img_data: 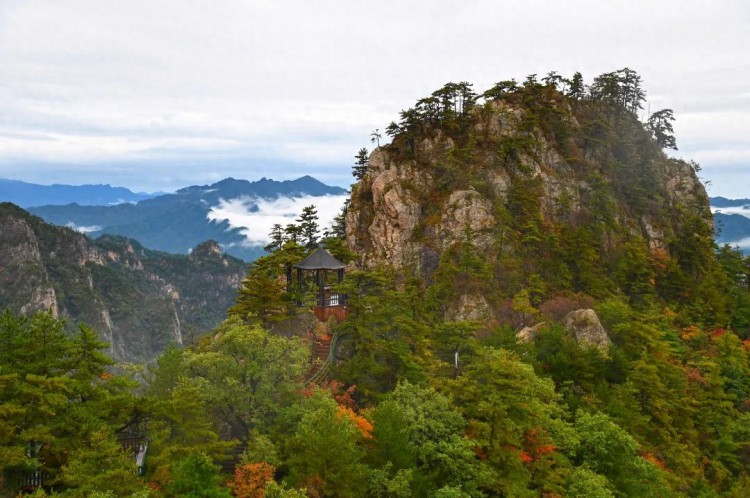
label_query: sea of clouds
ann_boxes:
[207,194,349,247]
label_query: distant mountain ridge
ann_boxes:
[710,196,750,251]
[0,178,156,207]
[28,176,347,261]
[710,196,750,208]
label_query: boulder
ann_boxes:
[563,309,611,349]
[516,322,547,343]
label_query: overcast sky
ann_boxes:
[0,0,748,197]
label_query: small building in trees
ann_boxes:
[290,247,347,322]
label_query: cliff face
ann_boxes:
[0,203,245,362]
[346,88,712,318]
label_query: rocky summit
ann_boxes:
[346,80,714,323]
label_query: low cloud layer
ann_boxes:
[65,222,102,233]
[207,194,349,247]
[711,206,750,217]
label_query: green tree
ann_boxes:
[353,148,369,180]
[183,317,309,442]
[297,205,320,250]
[59,426,148,497]
[334,271,428,402]
[265,224,285,252]
[164,452,231,498]
[230,241,307,327]
[646,108,677,150]
[285,389,369,497]
[370,382,485,496]
[567,72,585,100]
[574,410,667,496]
[284,223,303,244]
[450,347,575,495]
[565,467,614,497]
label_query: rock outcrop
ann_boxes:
[345,86,712,325]
[563,309,611,349]
[516,322,548,343]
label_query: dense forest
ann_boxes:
[3,70,750,497]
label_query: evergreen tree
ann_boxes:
[285,390,369,497]
[371,129,382,147]
[328,199,350,239]
[296,205,320,250]
[284,223,303,245]
[567,72,585,100]
[646,108,678,150]
[265,224,285,252]
[352,148,369,180]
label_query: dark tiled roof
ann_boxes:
[293,247,346,270]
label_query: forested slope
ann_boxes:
[3,70,750,497]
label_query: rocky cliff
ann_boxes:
[0,203,246,362]
[346,79,714,321]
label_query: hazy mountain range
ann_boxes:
[5,176,347,261]
[710,197,750,252]
[0,178,158,207]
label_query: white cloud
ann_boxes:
[65,221,101,233]
[711,206,750,216]
[206,194,348,247]
[725,237,750,250]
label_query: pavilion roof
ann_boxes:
[292,247,346,270]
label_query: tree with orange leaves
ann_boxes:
[228,462,275,498]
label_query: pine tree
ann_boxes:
[646,109,677,150]
[297,205,320,250]
[328,199,350,239]
[352,148,369,180]
[265,224,285,252]
[567,72,584,100]
[284,223,303,245]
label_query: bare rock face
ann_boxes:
[446,293,493,322]
[517,322,547,343]
[439,190,495,251]
[346,149,428,270]
[563,309,611,349]
[20,286,59,317]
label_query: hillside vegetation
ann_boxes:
[3,70,750,497]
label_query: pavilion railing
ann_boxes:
[297,293,347,308]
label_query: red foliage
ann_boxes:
[473,446,487,460]
[536,444,557,455]
[680,325,702,342]
[650,248,670,271]
[711,328,727,340]
[641,451,667,470]
[686,366,707,385]
[742,339,750,351]
[538,293,595,322]
[520,428,557,463]
[228,462,275,498]
[303,474,325,498]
